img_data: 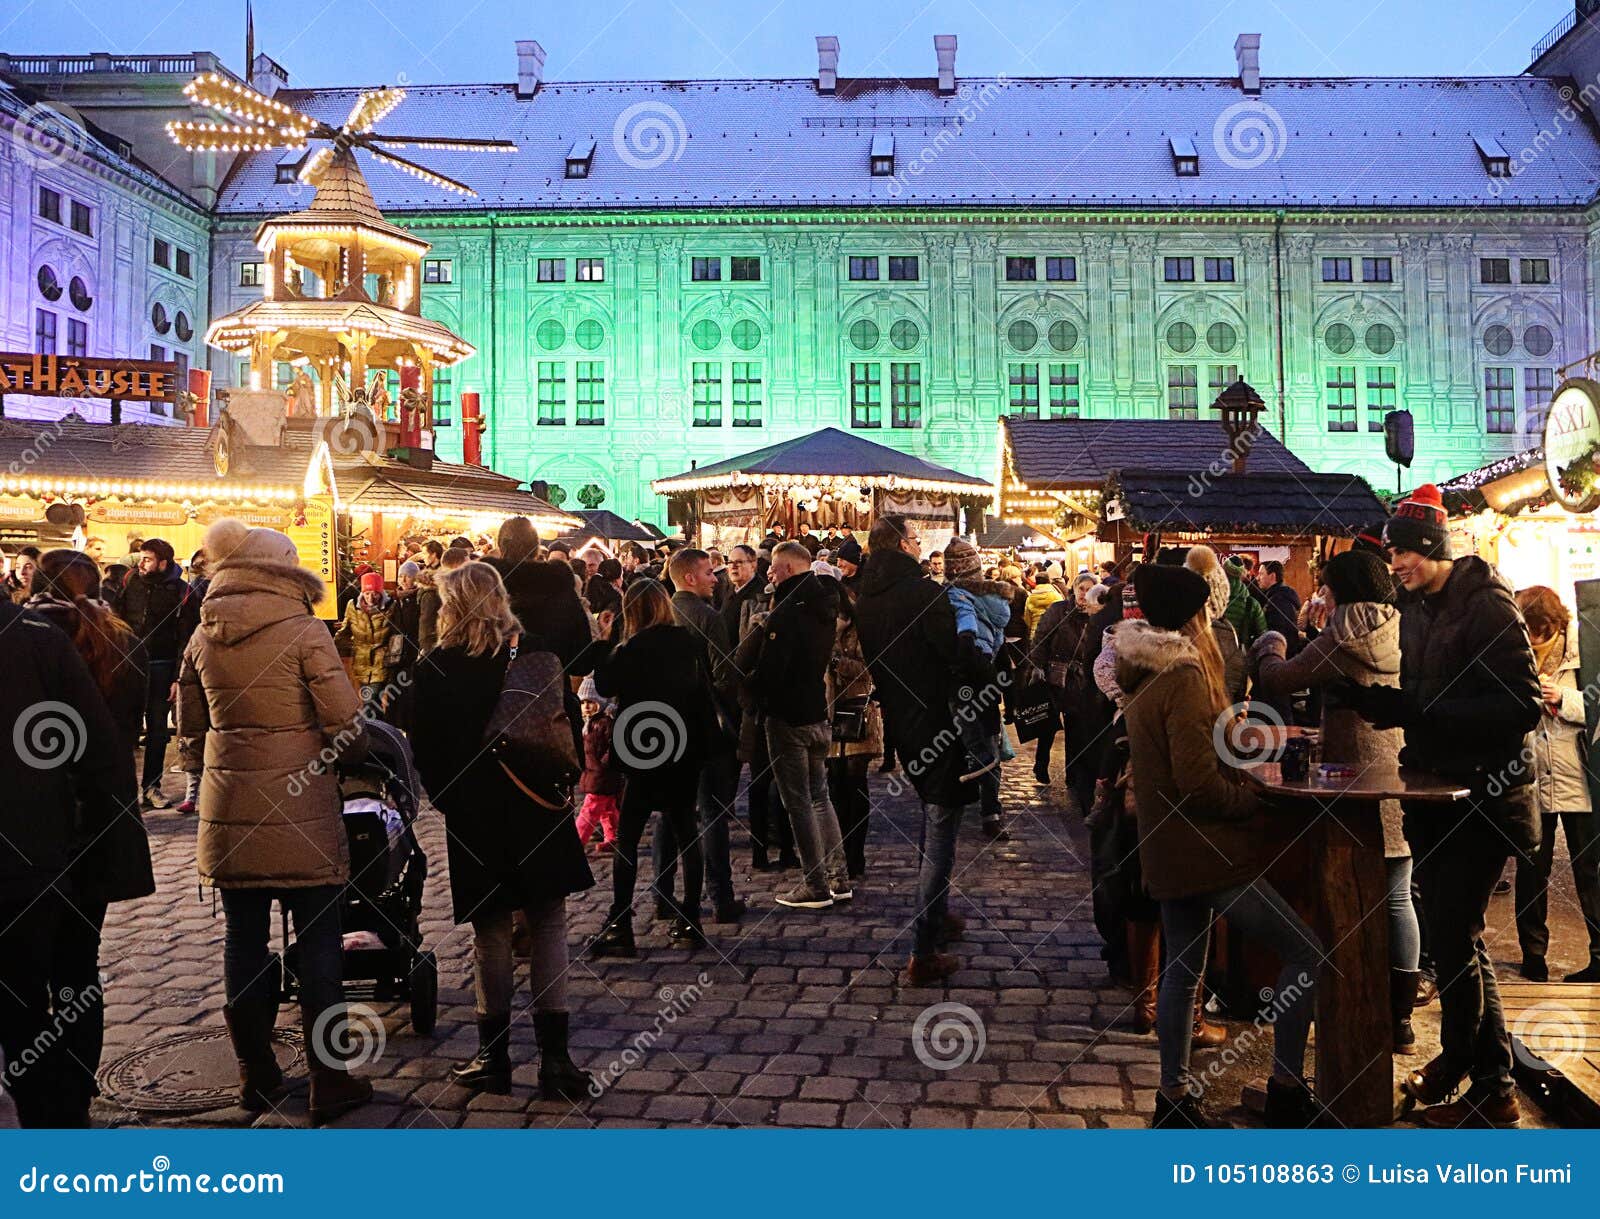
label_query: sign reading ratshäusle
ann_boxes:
[0,352,178,403]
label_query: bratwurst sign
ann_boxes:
[0,352,177,403]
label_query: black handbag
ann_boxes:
[831,695,872,743]
[1011,678,1060,742]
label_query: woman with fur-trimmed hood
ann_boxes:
[177,518,373,1126]
[1116,562,1326,1130]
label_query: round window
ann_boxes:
[1483,325,1514,357]
[37,265,62,301]
[151,302,170,335]
[536,319,565,349]
[1207,322,1237,355]
[1166,321,1195,354]
[849,319,879,351]
[1365,323,1395,356]
[1008,320,1038,352]
[1048,320,1078,353]
[68,276,92,311]
[1325,323,1355,355]
[174,311,193,343]
[574,319,604,350]
[731,319,760,351]
[890,319,920,351]
[1524,325,1554,358]
[691,319,721,351]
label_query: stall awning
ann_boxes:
[1107,467,1385,536]
[1002,417,1311,491]
[653,427,989,497]
[559,509,657,543]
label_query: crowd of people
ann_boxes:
[3,480,1597,1131]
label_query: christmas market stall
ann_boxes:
[652,426,990,551]
[556,508,658,564]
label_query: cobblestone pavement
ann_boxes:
[85,750,1579,1130]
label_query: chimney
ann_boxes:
[516,40,546,99]
[816,35,839,95]
[249,53,287,96]
[1234,33,1261,95]
[935,34,957,95]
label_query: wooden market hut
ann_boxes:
[556,508,659,562]
[652,427,991,550]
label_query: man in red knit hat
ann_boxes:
[1344,483,1542,1127]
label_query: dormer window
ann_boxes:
[275,162,298,184]
[1474,134,1511,178]
[565,138,595,179]
[870,133,895,177]
[1170,136,1199,177]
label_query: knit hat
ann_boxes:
[1132,562,1211,630]
[943,538,982,582]
[1322,549,1395,607]
[1121,578,1143,620]
[360,571,384,593]
[1384,485,1450,559]
[836,536,862,566]
[398,560,421,580]
[1184,544,1232,623]
[203,518,300,572]
[1353,522,1390,558]
[578,675,600,703]
[1043,560,1064,582]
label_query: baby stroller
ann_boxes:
[275,719,438,1035]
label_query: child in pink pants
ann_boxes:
[576,683,621,852]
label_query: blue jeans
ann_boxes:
[220,885,344,1049]
[1387,856,1421,972]
[140,659,176,791]
[652,750,737,914]
[1157,880,1321,1093]
[913,803,966,957]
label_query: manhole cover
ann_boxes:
[99,1028,303,1114]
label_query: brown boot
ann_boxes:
[1127,920,1160,1034]
[900,953,960,987]
[1418,1087,1520,1129]
[303,1010,374,1128]
[1191,978,1227,1049]
[222,998,287,1113]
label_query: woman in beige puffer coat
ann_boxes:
[1252,547,1420,1051]
[177,517,372,1126]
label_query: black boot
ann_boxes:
[450,1016,512,1094]
[586,918,636,959]
[1390,969,1420,1055]
[1264,1077,1338,1128]
[1152,1091,1222,1129]
[533,1011,593,1102]
[222,988,287,1113]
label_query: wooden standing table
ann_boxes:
[1242,762,1469,1126]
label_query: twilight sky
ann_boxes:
[0,0,1577,88]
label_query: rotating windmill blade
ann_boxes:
[166,72,516,196]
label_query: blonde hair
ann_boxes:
[437,561,521,657]
[1179,609,1229,717]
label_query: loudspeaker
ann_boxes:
[666,499,690,526]
[44,502,86,527]
[1383,410,1414,468]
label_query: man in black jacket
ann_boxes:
[855,514,973,986]
[1348,484,1542,1128]
[754,542,846,910]
[118,538,197,807]
[1258,561,1304,655]
[0,599,132,1126]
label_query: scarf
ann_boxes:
[1532,629,1564,678]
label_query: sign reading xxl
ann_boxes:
[1543,377,1600,512]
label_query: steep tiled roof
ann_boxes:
[1109,467,1385,535]
[1003,417,1311,489]
[214,75,1600,214]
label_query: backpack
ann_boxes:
[482,635,580,808]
